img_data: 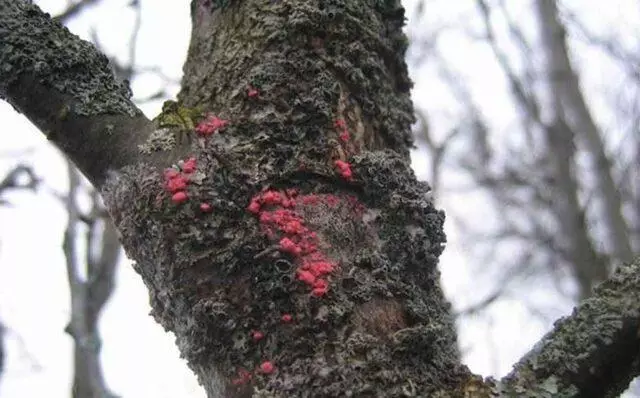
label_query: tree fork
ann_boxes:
[4,0,640,397]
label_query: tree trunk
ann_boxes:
[102,1,468,396]
[3,1,640,397]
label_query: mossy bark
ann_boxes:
[103,0,470,396]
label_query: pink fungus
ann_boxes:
[259,361,275,374]
[247,201,261,214]
[171,191,188,204]
[165,177,187,193]
[279,237,301,255]
[334,160,352,180]
[281,314,293,323]
[282,219,303,234]
[261,190,282,205]
[307,260,334,277]
[164,168,180,180]
[200,203,213,213]
[182,157,197,173]
[259,212,272,223]
[312,279,329,297]
[297,270,316,285]
[252,331,264,341]
[248,87,259,98]
[335,119,347,129]
[339,130,350,142]
[196,115,228,136]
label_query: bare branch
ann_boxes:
[63,161,118,398]
[0,1,155,187]
[0,165,38,193]
[500,256,640,397]
[0,165,39,205]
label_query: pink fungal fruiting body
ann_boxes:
[246,189,352,298]
[165,176,187,193]
[162,156,200,205]
[171,191,188,204]
[164,168,180,180]
[259,361,275,374]
[334,160,353,180]
[182,157,197,173]
[247,87,259,97]
[195,115,228,136]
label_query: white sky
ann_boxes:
[0,1,637,397]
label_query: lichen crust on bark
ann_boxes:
[100,0,471,396]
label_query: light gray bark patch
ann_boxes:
[0,1,138,117]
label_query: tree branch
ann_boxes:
[0,1,154,187]
[63,161,118,398]
[500,256,640,397]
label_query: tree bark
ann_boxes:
[3,1,640,397]
[103,1,467,395]
[0,1,155,187]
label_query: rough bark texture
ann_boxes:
[0,1,154,187]
[102,1,468,396]
[501,256,640,398]
[3,0,640,397]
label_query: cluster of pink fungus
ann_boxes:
[163,157,212,212]
[239,188,366,383]
[163,157,197,205]
[195,114,228,137]
[247,189,338,297]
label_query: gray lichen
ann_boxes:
[138,128,177,154]
[0,2,138,117]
